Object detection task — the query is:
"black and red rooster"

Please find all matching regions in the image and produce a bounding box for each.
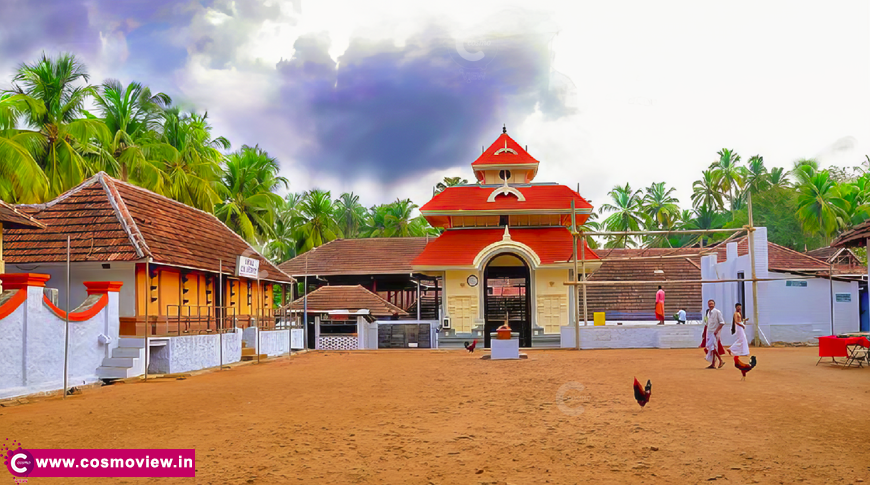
[464,339,478,353]
[733,355,757,380]
[633,377,652,408]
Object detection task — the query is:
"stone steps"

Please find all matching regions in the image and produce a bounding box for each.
[97,338,146,379]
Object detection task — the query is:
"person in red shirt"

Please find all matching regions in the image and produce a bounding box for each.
[655,286,665,325]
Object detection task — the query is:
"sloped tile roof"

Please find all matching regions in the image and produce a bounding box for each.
[288,285,408,317]
[832,219,870,248]
[713,236,829,272]
[278,238,432,276]
[471,132,540,167]
[420,184,593,213]
[0,200,44,229]
[586,248,704,320]
[411,227,598,267]
[5,172,293,283]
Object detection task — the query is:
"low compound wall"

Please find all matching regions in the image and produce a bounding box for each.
[242,328,290,357]
[560,324,758,350]
[0,274,122,399]
[148,329,243,374]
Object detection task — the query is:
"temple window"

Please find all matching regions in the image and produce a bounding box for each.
[499,170,511,181]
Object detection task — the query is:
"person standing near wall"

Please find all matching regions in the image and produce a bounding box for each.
[655,286,666,325]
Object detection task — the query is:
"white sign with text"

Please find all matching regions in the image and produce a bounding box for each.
[236,256,260,278]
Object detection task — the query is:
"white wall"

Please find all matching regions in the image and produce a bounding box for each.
[0,284,121,399]
[701,227,859,343]
[242,327,290,357]
[7,262,137,317]
[148,329,242,374]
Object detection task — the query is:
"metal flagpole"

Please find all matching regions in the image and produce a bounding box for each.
[63,236,70,399]
[581,234,588,327]
[303,254,309,350]
[219,259,223,370]
[257,276,261,364]
[571,201,579,349]
[829,259,835,335]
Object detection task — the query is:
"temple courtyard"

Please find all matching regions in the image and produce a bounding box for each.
[1,347,868,484]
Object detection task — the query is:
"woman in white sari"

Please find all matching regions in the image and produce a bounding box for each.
[729,303,750,357]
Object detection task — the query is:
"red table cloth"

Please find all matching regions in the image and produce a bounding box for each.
[817,336,870,358]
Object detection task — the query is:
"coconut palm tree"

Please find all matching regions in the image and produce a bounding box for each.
[333,192,366,238]
[87,79,173,182]
[641,182,680,229]
[435,176,469,194]
[599,183,645,248]
[383,198,418,237]
[768,167,789,189]
[743,155,770,195]
[795,170,849,241]
[709,148,745,211]
[296,189,342,252]
[4,53,112,197]
[216,144,288,243]
[266,192,302,263]
[691,169,725,210]
[153,108,226,211]
[0,94,49,202]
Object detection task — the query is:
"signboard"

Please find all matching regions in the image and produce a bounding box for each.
[836,293,852,303]
[785,280,807,287]
[236,256,260,278]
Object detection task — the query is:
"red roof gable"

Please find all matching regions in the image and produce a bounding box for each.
[411,227,598,267]
[421,185,593,213]
[471,132,540,168]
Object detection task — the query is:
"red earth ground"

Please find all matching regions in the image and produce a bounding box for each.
[1,347,869,484]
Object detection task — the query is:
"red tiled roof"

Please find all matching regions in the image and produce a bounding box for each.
[832,219,870,248]
[713,237,829,272]
[278,238,431,276]
[420,185,593,213]
[411,227,598,267]
[4,172,293,283]
[288,285,408,317]
[471,132,540,168]
[587,248,704,320]
[0,200,44,229]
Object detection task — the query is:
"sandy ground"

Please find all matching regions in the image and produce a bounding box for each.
[2,347,870,485]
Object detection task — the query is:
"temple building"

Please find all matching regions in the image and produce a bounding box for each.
[3,172,295,336]
[411,127,600,347]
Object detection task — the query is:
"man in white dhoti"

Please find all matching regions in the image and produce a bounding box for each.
[705,299,726,369]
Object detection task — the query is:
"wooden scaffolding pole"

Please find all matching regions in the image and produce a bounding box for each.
[747,192,761,346]
[565,275,825,286]
[582,228,746,236]
[571,200,580,349]
[582,234,588,327]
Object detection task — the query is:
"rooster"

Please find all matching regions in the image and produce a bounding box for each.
[733,355,757,380]
[633,378,652,408]
[464,340,478,353]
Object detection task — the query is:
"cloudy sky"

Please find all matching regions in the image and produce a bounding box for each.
[2,0,868,210]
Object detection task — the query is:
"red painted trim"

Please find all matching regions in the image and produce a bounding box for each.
[0,289,27,319]
[83,281,124,295]
[1,273,51,290]
[43,293,108,322]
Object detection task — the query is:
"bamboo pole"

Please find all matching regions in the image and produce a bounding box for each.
[829,258,835,336]
[594,252,718,262]
[581,234,588,327]
[571,201,579,349]
[219,259,223,371]
[144,259,150,381]
[63,236,70,399]
[583,228,747,236]
[747,192,761,346]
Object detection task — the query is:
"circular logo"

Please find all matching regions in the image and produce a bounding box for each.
[555,381,588,417]
[6,448,35,477]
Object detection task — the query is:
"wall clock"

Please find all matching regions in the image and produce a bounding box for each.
[467,275,479,287]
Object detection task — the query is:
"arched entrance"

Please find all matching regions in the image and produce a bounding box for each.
[483,253,532,348]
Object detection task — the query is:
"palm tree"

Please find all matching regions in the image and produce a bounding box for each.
[0,94,49,202]
[683,205,730,247]
[691,169,725,210]
[87,79,173,182]
[743,155,770,195]
[4,53,112,198]
[296,189,342,252]
[333,192,366,238]
[383,199,419,237]
[768,167,789,189]
[795,170,849,241]
[599,183,645,248]
[266,192,302,263]
[153,108,226,211]
[641,182,680,228]
[215,144,288,243]
[435,176,469,194]
[709,148,745,211]
[790,159,818,186]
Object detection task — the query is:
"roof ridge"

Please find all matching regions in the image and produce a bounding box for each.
[16,172,103,211]
[98,174,152,259]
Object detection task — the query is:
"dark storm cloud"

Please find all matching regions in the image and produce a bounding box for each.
[273,22,575,183]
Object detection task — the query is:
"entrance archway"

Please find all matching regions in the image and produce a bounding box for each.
[483,253,531,348]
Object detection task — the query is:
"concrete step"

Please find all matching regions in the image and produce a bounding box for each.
[97,365,138,379]
[241,354,267,362]
[118,337,146,348]
[102,357,135,368]
[112,347,142,358]
[241,348,256,356]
